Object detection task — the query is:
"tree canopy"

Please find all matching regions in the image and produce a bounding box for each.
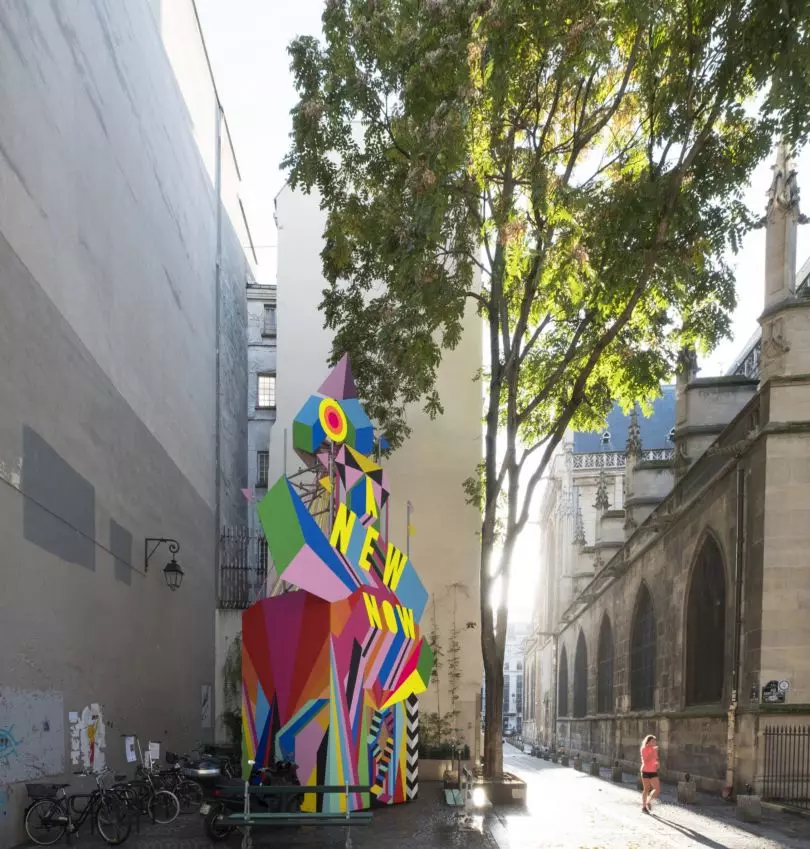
[284,0,810,775]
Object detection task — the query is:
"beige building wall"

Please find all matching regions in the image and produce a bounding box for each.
[273,186,483,760]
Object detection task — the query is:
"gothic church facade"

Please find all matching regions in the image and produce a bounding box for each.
[523,147,810,797]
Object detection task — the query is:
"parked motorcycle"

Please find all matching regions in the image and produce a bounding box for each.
[201,757,302,842]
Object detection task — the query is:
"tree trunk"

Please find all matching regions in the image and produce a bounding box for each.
[483,651,505,777]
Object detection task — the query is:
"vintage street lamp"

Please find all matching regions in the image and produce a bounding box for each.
[144,537,184,590]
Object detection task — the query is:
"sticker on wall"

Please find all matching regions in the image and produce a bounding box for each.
[148,742,160,765]
[124,736,137,764]
[201,684,212,729]
[762,680,786,704]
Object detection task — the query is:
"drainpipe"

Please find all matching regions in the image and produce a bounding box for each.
[725,465,746,796]
[214,105,223,566]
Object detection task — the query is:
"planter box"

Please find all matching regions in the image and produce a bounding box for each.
[471,772,527,807]
[420,759,470,782]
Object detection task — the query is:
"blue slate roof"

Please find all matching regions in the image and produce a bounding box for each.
[572,386,676,453]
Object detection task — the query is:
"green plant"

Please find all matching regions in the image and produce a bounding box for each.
[220,634,242,748]
[446,583,464,744]
[428,598,444,719]
[283,0,810,777]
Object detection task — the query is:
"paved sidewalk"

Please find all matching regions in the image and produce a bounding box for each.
[501,743,810,848]
[37,746,810,849]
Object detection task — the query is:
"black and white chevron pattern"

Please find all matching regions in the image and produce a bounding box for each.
[405,694,419,800]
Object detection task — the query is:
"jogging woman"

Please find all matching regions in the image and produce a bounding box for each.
[640,734,660,813]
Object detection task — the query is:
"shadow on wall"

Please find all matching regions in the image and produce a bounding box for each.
[20,426,134,585]
[22,425,96,571]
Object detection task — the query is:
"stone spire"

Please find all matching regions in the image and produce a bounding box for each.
[594,470,610,511]
[764,142,801,311]
[573,492,586,546]
[760,142,807,385]
[626,408,642,459]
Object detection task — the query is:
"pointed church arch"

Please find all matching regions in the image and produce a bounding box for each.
[597,614,614,714]
[573,630,588,717]
[630,582,656,710]
[558,645,569,717]
[685,532,727,705]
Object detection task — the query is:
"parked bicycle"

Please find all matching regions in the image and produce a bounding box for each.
[115,735,180,824]
[24,767,130,846]
[139,752,204,814]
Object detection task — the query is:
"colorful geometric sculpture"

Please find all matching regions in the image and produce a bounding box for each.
[243,356,432,811]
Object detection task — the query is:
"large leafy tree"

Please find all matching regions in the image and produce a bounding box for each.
[284,0,810,775]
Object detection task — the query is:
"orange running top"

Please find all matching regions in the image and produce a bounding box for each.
[641,743,658,772]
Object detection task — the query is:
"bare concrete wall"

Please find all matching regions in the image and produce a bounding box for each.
[0,2,248,844]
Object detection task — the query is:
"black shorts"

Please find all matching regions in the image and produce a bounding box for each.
[642,771,658,780]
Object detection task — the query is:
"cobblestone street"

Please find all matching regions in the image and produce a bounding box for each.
[495,744,810,848]
[62,743,810,849]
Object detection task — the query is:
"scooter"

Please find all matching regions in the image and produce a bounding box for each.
[201,757,302,842]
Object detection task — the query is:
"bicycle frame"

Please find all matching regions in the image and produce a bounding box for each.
[49,769,115,835]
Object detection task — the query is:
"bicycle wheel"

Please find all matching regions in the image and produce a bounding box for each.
[176,780,204,814]
[123,781,151,815]
[25,800,68,846]
[96,796,131,845]
[148,789,180,824]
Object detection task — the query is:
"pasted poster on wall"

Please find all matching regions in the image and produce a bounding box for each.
[69,704,106,772]
[201,684,212,729]
[0,689,64,783]
[243,356,432,812]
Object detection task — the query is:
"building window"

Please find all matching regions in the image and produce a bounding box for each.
[263,304,277,336]
[516,675,524,714]
[630,582,656,710]
[517,661,522,670]
[502,674,511,717]
[257,535,269,575]
[557,646,569,717]
[686,534,726,705]
[597,614,614,714]
[257,374,276,409]
[256,451,269,487]
[530,664,537,720]
[573,631,588,718]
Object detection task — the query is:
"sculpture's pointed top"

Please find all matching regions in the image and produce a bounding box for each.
[318,353,358,400]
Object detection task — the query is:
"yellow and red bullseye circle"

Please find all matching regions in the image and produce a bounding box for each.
[319,397,348,443]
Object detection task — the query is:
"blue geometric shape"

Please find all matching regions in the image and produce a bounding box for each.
[394,562,428,622]
[341,399,374,455]
[287,480,359,594]
[277,699,329,762]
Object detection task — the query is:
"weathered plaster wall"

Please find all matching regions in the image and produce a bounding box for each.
[0,2,249,844]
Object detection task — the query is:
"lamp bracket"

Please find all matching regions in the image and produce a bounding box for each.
[144,537,180,572]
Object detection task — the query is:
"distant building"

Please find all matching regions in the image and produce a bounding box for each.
[524,147,810,800]
[503,623,531,734]
[247,283,277,517]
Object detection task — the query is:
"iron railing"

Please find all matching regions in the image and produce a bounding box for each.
[218,527,269,609]
[572,448,673,470]
[763,725,810,810]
